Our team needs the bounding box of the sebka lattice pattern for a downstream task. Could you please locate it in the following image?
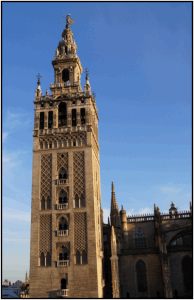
[74,212,87,252]
[73,151,85,197]
[57,153,68,172]
[41,154,52,199]
[39,214,52,255]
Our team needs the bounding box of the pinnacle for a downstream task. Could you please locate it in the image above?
[110,182,119,216]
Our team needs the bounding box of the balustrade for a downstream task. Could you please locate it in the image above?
[57,260,69,267]
[57,203,68,210]
[60,289,68,297]
[57,230,68,236]
[56,179,68,185]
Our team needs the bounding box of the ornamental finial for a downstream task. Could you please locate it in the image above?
[36,73,42,86]
[85,68,89,80]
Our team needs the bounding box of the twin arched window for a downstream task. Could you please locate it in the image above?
[59,190,68,204]
[134,228,147,248]
[40,252,51,266]
[59,168,68,179]
[75,250,87,265]
[58,217,68,230]
[75,194,85,208]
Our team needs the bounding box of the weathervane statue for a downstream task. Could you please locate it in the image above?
[62,14,74,26]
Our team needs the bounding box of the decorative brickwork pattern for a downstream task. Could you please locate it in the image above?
[41,154,52,199]
[74,212,87,252]
[39,214,52,255]
[73,152,85,197]
[39,132,86,149]
[57,153,68,172]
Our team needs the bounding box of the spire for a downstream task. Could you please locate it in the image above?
[111,182,119,216]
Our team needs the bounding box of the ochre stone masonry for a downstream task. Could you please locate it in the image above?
[30,17,192,299]
[30,16,103,298]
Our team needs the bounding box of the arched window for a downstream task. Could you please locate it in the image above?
[80,194,85,207]
[136,260,148,293]
[64,253,68,260]
[75,195,79,208]
[59,253,63,261]
[40,252,45,266]
[76,251,80,265]
[59,168,68,179]
[58,190,68,204]
[47,198,51,210]
[182,256,192,295]
[41,198,45,210]
[82,250,87,264]
[62,69,69,82]
[134,228,147,248]
[58,217,68,231]
[61,278,67,290]
[58,102,67,127]
[46,252,51,266]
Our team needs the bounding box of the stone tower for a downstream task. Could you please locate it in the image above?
[30,17,103,298]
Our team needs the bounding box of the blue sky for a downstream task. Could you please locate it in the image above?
[3,2,192,283]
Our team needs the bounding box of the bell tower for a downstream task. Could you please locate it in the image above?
[30,16,104,298]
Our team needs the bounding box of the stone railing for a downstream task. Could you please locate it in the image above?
[57,203,68,210]
[127,210,191,223]
[33,126,86,137]
[57,260,69,267]
[127,214,154,222]
[56,179,68,185]
[161,210,191,220]
[60,289,69,297]
[50,80,79,88]
[54,53,78,60]
[57,230,68,237]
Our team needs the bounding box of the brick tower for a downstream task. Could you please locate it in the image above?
[30,16,103,298]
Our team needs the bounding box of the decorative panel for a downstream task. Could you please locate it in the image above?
[74,212,87,252]
[41,154,52,199]
[73,151,85,197]
[39,214,52,255]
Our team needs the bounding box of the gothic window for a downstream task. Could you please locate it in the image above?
[40,112,44,129]
[58,190,68,204]
[75,195,79,208]
[62,69,69,82]
[136,260,148,293]
[59,168,68,179]
[182,256,192,295]
[170,233,192,246]
[46,252,51,266]
[134,228,147,248]
[40,142,43,149]
[81,108,85,125]
[41,198,45,210]
[48,111,53,129]
[82,250,87,264]
[72,109,76,126]
[76,251,80,265]
[59,253,63,260]
[61,278,67,290]
[40,252,45,266]
[59,102,67,127]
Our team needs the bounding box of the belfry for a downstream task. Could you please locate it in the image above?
[30,16,103,298]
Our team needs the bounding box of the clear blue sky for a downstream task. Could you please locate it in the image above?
[3,2,191,283]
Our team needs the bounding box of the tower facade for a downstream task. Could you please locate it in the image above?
[30,18,103,298]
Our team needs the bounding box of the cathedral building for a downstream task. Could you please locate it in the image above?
[30,17,192,298]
